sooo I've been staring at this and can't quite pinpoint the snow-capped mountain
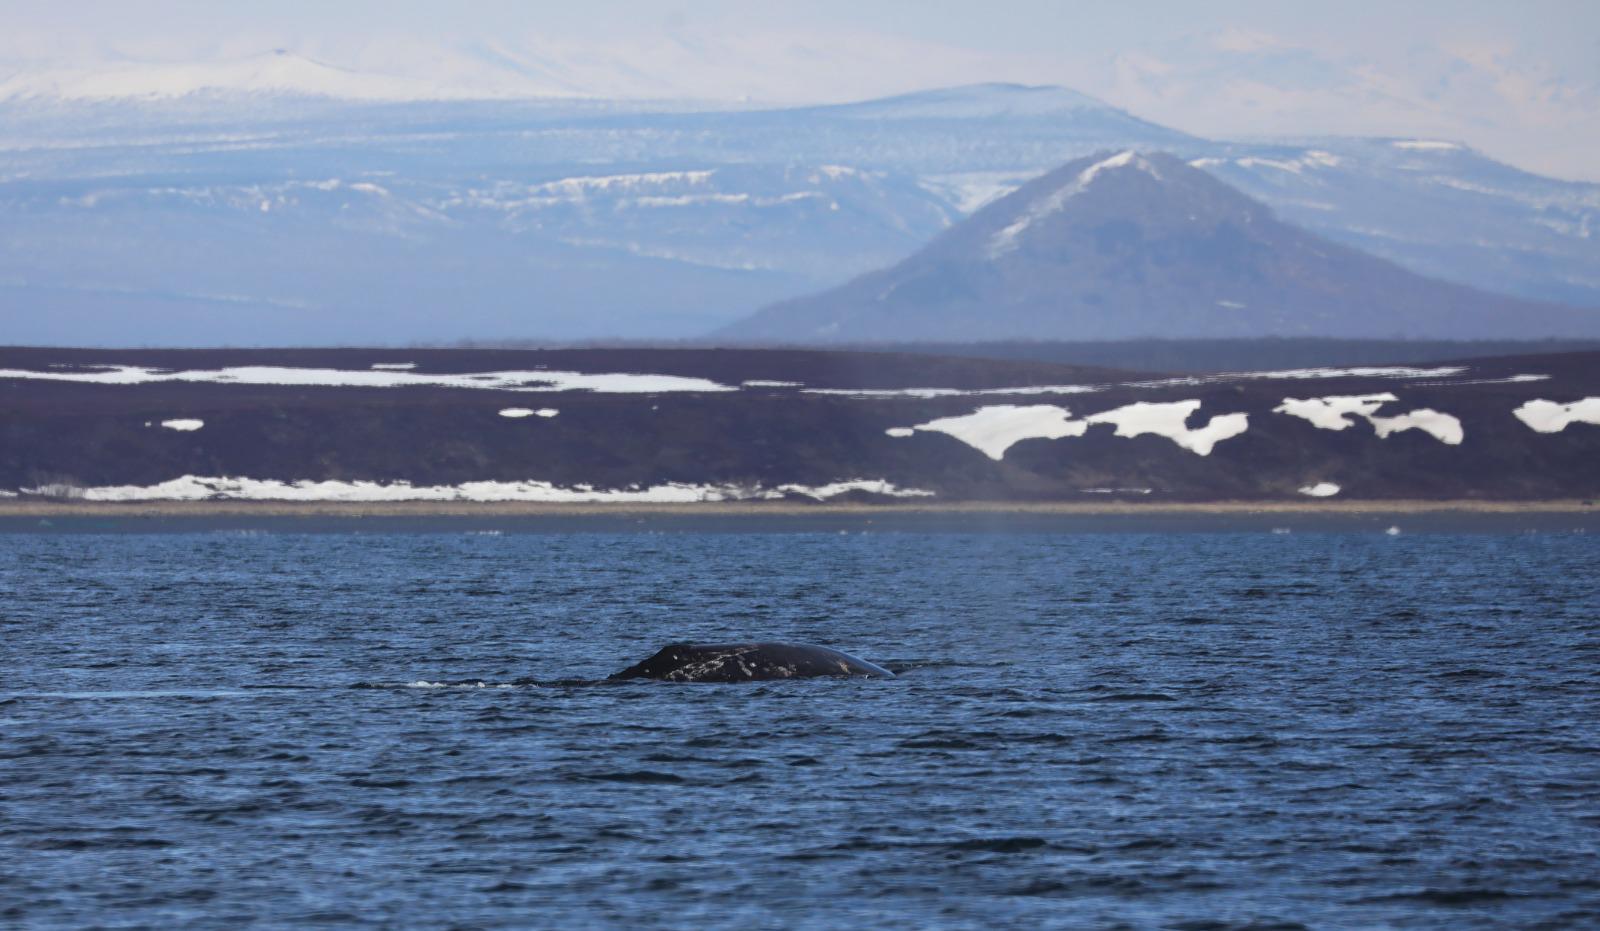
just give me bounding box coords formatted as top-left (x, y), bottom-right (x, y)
top-left (0, 81), bottom-right (1597, 345)
top-left (719, 151), bottom-right (1596, 342)
top-left (1192, 139), bottom-right (1600, 309)
top-left (0, 49), bottom-right (548, 103)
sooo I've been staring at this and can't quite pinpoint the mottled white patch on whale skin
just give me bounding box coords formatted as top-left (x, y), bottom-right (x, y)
top-left (1084, 401), bottom-right (1249, 456)
top-left (1514, 398), bottom-right (1600, 433)
top-left (1298, 482), bottom-right (1341, 498)
top-left (885, 427), bottom-right (915, 438)
top-left (159, 419), bottom-right (204, 432)
top-left (370, 363), bottom-right (416, 370)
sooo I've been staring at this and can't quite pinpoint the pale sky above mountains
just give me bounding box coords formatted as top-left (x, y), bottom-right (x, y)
top-left (2, 0), bottom-right (1596, 180)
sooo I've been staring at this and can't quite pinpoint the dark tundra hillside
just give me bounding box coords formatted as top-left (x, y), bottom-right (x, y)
top-left (2, 347), bottom-right (1597, 503)
top-left (719, 151), bottom-right (1599, 343)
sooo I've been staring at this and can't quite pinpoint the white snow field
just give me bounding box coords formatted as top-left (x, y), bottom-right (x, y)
top-left (1274, 394), bottom-right (1398, 430)
top-left (806, 385), bottom-right (1098, 399)
top-left (498, 408), bottom-right (560, 419)
top-left (19, 476), bottom-right (933, 503)
top-left (0, 365), bottom-right (735, 394)
top-left (1084, 401), bottom-right (1249, 456)
top-left (897, 405), bottom-right (1089, 460)
top-left (1274, 393), bottom-right (1463, 444)
top-left (1137, 366), bottom-right (1467, 388)
top-left (892, 400), bottom-right (1248, 460)
top-left (1366, 409), bottom-right (1464, 445)
top-left (1513, 398), bottom-right (1600, 433)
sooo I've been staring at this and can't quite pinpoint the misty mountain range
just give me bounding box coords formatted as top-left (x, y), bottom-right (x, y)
top-left (723, 151), bottom-right (1594, 342)
top-left (1, 80), bottom-right (1597, 345)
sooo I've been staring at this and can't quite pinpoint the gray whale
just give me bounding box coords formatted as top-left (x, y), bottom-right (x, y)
top-left (609, 642), bottom-right (894, 683)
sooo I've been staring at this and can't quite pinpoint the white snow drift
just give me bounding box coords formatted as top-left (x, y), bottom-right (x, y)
top-left (499, 408), bottom-right (559, 419)
top-left (1273, 393), bottom-right (1397, 431)
top-left (890, 400), bottom-right (1249, 460)
top-left (1513, 398), bottom-right (1600, 433)
top-left (807, 384), bottom-right (1098, 399)
top-left (0, 364), bottom-right (734, 394)
top-left (1087, 401), bottom-right (1249, 455)
top-left (1140, 366), bottom-right (1467, 388)
top-left (898, 405), bottom-right (1089, 460)
top-left (1367, 409), bottom-right (1464, 445)
top-left (20, 476), bottom-right (933, 503)
top-left (1275, 393), bottom-right (1464, 444)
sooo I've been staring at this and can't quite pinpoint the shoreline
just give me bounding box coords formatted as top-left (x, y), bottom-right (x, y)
top-left (1, 499), bottom-right (1593, 518)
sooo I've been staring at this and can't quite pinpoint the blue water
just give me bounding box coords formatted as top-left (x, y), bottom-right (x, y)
top-left (3, 526), bottom-right (1599, 928)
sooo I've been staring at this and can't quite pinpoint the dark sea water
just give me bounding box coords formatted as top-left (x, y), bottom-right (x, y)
top-left (3, 520), bottom-right (1599, 929)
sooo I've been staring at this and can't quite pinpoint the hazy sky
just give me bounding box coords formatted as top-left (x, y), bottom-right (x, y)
top-left (3, 0), bottom-right (1597, 179)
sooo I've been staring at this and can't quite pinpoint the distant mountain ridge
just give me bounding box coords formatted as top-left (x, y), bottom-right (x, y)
top-left (719, 151), bottom-right (1598, 342)
top-left (2, 83), bottom-right (1598, 345)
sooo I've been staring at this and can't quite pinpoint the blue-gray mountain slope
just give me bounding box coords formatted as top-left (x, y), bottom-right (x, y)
top-left (1, 84), bottom-right (1596, 344)
top-left (718, 152), bottom-right (1597, 342)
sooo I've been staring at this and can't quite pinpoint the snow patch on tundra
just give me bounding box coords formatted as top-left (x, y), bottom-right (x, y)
top-left (1085, 401), bottom-right (1249, 456)
top-left (1140, 366), bottom-right (1466, 388)
top-left (19, 476), bottom-right (932, 503)
top-left (1513, 398), bottom-right (1600, 433)
top-left (807, 384), bottom-right (1098, 399)
top-left (904, 405), bottom-right (1088, 461)
top-left (499, 408), bottom-right (559, 419)
top-left (1368, 409), bottom-right (1464, 445)
top-left (0, 364), bottom-right (733, 394)
top-left (1274, 394), bottom-right (1397, 430)
top-left (895, 400), bottom-right (1248, 460)
top-left (777, 480), bottom-right (934, 500)
top-left (1276, 394), bottom-right (1464, 444)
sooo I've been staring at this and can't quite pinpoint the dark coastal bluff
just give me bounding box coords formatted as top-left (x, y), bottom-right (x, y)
top-left (2, 346), bottom-right (1597, 503)
top-left (720, 151), bottom-right (1597, 343)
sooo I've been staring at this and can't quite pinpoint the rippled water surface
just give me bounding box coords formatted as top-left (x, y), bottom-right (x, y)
top-left (4, 523), bottom-right (1599, 928)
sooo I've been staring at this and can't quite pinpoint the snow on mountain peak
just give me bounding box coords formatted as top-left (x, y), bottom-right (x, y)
top-left (0, 48), bottom-right (578, 103)
top-left (1392, 140), bottom-right (1462, 152)
top-left (821, 82), bottom-right (1115, 120)
top-left (987, 150), bottom-right (1161, 257)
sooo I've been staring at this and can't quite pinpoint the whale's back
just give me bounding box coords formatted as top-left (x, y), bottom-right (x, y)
top-left (609, 642), bottom-right (894, 683)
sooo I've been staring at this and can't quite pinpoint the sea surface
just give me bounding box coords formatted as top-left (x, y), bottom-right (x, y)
top-left (3, 520), bottom-right (1598, 928)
